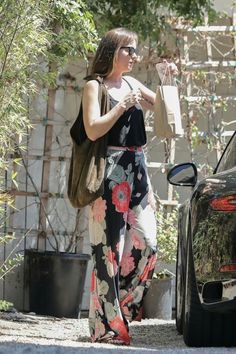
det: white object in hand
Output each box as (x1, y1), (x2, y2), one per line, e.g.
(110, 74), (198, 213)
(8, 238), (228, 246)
(156, 62), (178, 84)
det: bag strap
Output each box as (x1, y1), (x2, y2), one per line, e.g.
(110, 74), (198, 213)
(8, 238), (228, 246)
(94, 75), (104, 85)
(70, 76), (110, 145)
(122, 76), (133, 90)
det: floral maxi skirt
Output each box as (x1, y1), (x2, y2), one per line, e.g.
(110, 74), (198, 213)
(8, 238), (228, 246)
(88, 147), (157, 344)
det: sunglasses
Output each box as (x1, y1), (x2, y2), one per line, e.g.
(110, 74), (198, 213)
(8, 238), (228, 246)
(120, 46), (138, 56)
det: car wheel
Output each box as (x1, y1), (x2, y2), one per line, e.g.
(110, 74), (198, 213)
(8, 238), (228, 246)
(175, 232), (185, 334)
(183, 236), (205, 346)
(183, 237), (236, 347)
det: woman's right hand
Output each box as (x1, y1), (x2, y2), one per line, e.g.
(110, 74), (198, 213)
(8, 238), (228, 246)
(118, 89), (143, 111)
(156, 60), (178, 84)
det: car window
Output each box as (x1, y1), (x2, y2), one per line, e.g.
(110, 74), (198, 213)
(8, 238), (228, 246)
(215, 132), (236, 173)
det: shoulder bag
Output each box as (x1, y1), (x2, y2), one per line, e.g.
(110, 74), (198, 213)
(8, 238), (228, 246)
(67, 77), (109, 208)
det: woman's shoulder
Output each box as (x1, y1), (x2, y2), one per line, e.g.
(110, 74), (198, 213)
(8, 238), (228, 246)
(84, 79), (100, 88)
(83, 79), (100, 95)
(123, 75), (142, 89)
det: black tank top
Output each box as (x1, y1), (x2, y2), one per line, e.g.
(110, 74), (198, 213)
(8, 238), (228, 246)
(107, 77), (147, 147)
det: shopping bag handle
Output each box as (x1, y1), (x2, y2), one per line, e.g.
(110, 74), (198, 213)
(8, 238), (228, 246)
(156, 61), (176, 86)
(162, 63), (175, 86)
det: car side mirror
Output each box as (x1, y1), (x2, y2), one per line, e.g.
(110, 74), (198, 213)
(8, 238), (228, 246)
(167, 163), (197, 187)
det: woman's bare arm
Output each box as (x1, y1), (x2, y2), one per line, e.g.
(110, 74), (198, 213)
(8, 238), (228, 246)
(123, 76), (156, 111)
(82, 80), (142, 141)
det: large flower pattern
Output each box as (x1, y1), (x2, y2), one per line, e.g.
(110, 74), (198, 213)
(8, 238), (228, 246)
(129, 228), (146, 250)
(102, 246), (118, 278)
(127, 208), (137, 227)
(92, 197), (107, 222)
(112, 181), (131, 213)
(89, 149), (157, 344)
(120, 251), (135, 277)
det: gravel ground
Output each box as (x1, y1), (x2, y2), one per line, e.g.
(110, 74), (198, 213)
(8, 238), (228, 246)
(0, 312), (236, 353)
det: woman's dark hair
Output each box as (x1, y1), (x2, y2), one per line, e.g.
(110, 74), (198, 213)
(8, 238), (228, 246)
(89, 28), (138, 78)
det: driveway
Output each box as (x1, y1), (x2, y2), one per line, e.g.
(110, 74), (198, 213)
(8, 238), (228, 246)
(0, 312), (236, 353)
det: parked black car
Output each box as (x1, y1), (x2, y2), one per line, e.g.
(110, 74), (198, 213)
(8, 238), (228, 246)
(167, 131), (236, 347)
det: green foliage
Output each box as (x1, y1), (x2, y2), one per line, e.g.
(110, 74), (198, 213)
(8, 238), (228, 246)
(0, 2), (50, 271)
(0, 300), (13, 311)
(168, 0), (214, 23)
(0, 0), (97, 159)
(0, 0), (49, 158)
(0, 252), (24, 280)
(0, 224), (25, 281)
(87, 0), (215, 43)
(156, 204), (178, 264)
(153, 204), (178, 278)
(48, 0), (98, 62)
(0, 0), (98, 269)
(87, 0), (169, 45)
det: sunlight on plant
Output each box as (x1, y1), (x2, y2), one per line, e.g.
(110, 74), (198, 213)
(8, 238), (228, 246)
(153, 203), (178, 279)
(0, 300), (14, 312)
(0, 193), (25, 281)
(156, 203), (178, 265)
(0, 0), (98, 257)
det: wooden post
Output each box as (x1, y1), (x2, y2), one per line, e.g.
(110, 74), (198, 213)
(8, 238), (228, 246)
(204, 15), (222, 163)
(38, 62), (57, 251)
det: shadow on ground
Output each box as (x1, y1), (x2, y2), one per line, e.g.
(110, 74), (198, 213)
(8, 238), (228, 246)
(130, 320), (184, 349)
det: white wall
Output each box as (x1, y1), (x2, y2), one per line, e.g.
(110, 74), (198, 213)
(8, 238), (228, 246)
(214, 0), (233, 14)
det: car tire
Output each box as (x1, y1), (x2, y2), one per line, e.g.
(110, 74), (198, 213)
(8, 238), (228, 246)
(175, 231), (185, 334)
(183, 236), (236, 347)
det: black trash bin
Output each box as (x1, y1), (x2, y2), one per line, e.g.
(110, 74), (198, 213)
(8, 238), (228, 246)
(24, 249), (90, 318)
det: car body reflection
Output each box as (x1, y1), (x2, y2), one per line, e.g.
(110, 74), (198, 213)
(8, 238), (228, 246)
(167, 131), (236, 347)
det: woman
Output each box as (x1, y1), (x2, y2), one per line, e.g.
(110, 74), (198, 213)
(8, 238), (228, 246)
(83, 27), (176, 345)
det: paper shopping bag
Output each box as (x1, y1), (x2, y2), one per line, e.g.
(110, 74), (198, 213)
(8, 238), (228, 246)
(154, 85), (183, 139)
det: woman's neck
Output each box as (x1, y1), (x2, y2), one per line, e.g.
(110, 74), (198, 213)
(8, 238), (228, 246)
(104, 73), (123, 88)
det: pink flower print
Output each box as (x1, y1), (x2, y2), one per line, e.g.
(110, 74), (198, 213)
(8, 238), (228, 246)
(112, 181), (131, 213)
(112, 253), (118, 276)
(123, 211), (128, 223)
(139, 264), (150, 282)
(120, 252), (135, 277)
(108, 316), (131, 345)
(139, 254), (157, 282)
(94, 320), (106, 340)
(149, 253), (157, 271)
(93, 294), (102, 311)
(127, 209), (136, 227)
(123, 234), (133, 254)
(119, 289), (128, 300)
(120, 291), (134, 307)
(91, 270), (96, 292)
(130, 228), (146, 250)
(92, 197), (107, 222)
(103, 247), (118, 277)
(107, 249), (117, 269)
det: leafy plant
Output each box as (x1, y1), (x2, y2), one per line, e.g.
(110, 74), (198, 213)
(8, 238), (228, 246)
(87, 0), (216, 43)
(155, 203), (178, 278)
(0, 0), (97, 169)
(49, 0), (98, 61)
(0, 237), (24, 280)
(0, 300), (14, 312)
(0, 0), (98, 252)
